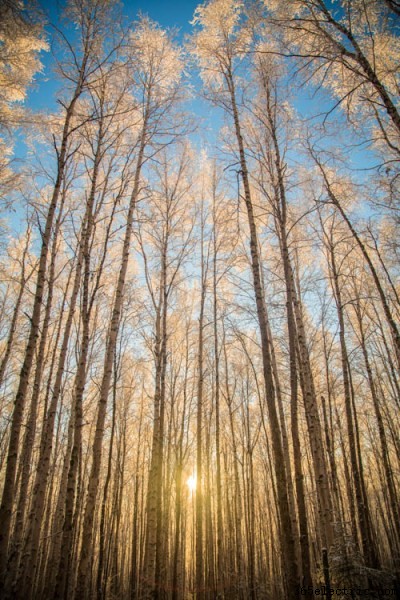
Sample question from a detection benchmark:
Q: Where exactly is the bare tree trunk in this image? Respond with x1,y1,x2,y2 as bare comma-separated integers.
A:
6,199,68,595
0,225,33,389
256,67,331,570
96,352,118,599
130,394,145,600
195,209,207,600
172,458,183,600
223,333,244,599
225,63,299,599
326,229,380,569
53,209,104,600
171,325,190,600
143,303,163,599
75,120,148,599
43,396,75,598
204,420,215,600
291,260,334,554
264,174,313,586
211,174,224,598
244,399,256,600
21,110,109,599
0,73,86,590
155,258,169,599
320,312,345,525
56,151,122,600
142,199,171,600
353,300,400,552
313,156,400,370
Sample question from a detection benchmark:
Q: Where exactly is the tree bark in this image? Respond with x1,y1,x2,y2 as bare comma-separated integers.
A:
75,118,148,599
224,64,299,597
0,79,85,590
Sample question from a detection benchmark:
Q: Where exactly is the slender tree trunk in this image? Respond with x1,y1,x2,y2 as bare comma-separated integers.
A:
0,77,85,589
171,327,190,600
21,113,107,600
224,64,299,597
244,402,256,600
0,226,33,389
291,261,334,553
212,177,224,598
142,213,170,600
96,352,118,599
320,314,344,524
315,158,400,370
327,235,380,569
259,70,331,563
43,394,75,598
75,118,148,599
155,257,169,599
353,302,400,551
6,202,68,596
204,422,215,600
130,393,145,600
195,214,206,600
223,334,244,599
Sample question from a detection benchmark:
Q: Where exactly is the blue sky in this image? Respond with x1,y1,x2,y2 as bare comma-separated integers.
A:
122,0,199,31
29,0,201,110
22,0,376,186
37,0,199,34
28,0,348,123
24,0,221,160
8,0,211,235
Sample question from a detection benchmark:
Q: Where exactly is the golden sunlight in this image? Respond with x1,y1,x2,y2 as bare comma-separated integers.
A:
186,474,197,493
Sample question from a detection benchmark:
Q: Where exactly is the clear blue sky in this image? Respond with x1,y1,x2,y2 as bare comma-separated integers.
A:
37,0,199,34
123,0,199,31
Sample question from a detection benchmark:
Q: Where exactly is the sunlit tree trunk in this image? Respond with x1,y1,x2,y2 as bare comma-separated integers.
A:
324,223,380,569
320,309,345,526
43,395,75,598
211,169,224,599
154,254,169,599
54,120,123,600
313,157,400,370
0,54,88,593
195,203,207,600
352,299,400,554
76,120,148,598
23,107,109,600
171,323,191,600
0,225,33,389
254,70,314,583
225,63,299,598
291,260,334,554
130,393,145,600
7,197,68,595
204,419,215,600
223,332,244,599
96,352,118,599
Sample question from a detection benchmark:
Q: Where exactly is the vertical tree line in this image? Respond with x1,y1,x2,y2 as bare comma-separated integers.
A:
0,0,399,598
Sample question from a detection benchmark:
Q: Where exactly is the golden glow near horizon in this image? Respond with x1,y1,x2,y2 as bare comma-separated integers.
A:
186,475,197,493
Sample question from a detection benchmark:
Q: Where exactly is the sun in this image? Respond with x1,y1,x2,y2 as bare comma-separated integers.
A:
186,474,196,493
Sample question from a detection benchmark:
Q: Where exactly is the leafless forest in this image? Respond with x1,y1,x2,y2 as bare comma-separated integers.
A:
0,0,399,598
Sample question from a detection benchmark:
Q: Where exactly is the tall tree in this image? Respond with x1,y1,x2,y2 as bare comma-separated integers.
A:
76,18,186,599
191,2,299,596
0,0,111,588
